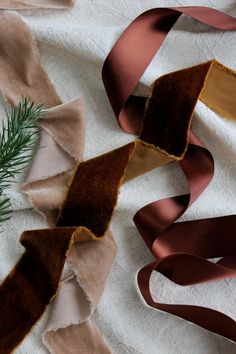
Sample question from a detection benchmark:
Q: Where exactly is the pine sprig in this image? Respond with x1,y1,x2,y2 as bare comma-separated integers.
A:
0,98,42,228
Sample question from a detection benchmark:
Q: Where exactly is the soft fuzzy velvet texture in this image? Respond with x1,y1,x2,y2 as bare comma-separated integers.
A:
141,62,212,156
0,11,85,226
0,227,115,354
0,10,236,353
45,321,111,354
0,12,61,107
141,60,236,157
22,98,86,226
0,10,115,354
27,59,236,350
43,236,116,354
0,10,102,354
1,57,236,352
0,228,75,353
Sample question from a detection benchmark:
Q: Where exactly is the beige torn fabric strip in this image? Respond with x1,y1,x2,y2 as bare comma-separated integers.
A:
43,234,116,354
22,98,85,225
0,11,61,107
0,0,74,9
0,10,113,354
0,10,84,224
44,321,111,354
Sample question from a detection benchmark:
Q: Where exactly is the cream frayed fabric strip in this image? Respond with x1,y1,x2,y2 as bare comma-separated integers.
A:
22,98,85,225
0,0,74,9
0,10,113,354
43,235,116,354
0,10,84,225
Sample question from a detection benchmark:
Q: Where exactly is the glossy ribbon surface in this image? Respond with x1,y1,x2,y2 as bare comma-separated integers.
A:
102,7,236,342
0,6,236,353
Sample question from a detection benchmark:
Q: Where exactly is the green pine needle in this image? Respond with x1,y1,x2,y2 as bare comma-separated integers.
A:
0,98,42,228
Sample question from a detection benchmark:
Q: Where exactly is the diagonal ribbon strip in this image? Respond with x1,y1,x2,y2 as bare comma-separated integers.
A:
0,5,236,353
42,234,116,354
0,10,114,354
0,10,85,224
0,58,236,352
102,6,236,134
102,6,236,343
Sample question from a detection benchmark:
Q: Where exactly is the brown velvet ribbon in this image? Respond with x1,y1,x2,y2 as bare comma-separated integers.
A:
1,60,235,352
0,6,236,353
102,7,236,343
0,10,112,354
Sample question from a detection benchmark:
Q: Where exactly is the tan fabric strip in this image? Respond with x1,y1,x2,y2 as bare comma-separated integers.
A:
0,12,60,107
124,140,177,183
0,58,235,352
0,8,236,353
23,171,73,226
0,139,133,352
200,61,236,120
22,98,85,225
32,60,236,353
44,321,111,354
0,11,85,225
0,11,111,354
43,235,116,354
0,0,74,9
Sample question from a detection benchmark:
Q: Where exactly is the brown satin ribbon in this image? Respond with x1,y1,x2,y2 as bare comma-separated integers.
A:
1,59,235,352
102,6,236,134
102,7,236,342
0,6,236,353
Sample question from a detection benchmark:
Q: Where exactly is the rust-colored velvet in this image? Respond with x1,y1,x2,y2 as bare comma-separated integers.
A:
1,59,236,352
0,10,114,354
1,6,236,353
0,228,75,353
102,5,236,345
141,62,211,156
102,6,236,134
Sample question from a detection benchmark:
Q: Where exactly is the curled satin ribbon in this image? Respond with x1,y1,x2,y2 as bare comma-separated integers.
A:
102,6,236,134
1,59,236,352
102,6,236,343
0,5,236,353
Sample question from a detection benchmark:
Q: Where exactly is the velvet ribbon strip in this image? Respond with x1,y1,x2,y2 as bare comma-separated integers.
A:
1,58,236,351
102,5,236,344
0,8,116,354
0,5,235,354
0,10,113,354
102,6,236,134
2,59,236,353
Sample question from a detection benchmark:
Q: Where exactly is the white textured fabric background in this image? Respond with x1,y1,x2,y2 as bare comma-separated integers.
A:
0,0,236,353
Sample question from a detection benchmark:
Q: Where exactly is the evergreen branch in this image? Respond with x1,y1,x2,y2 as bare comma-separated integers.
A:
0,98,42,228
